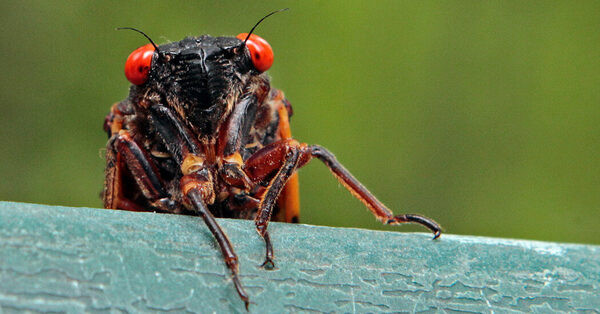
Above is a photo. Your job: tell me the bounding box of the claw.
[432,229,442,240]
[388,214,442,240]
[245,300,257,312]
[260,258,276,270]
[231,272,251,311]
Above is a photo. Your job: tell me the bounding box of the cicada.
[103,11,441,309]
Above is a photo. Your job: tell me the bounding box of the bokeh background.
[1,1,599,244]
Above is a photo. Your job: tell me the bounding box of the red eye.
[124,43,155,85]
[236,33,273,72]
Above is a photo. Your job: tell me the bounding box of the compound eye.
[236,33,273,72]
[124,43,155,85]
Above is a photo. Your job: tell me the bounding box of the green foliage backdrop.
[1,1,598,244]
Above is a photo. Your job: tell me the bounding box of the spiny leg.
[148,103,250,308]
[244,139,441,271]
[244,140,305,268]
[148,104,203,161]
[114,131,168,199]
[309,145,442,239]
[104,130,175,212]
[183,176,250,310]
[103,103,145,211]
[256,148,300,268]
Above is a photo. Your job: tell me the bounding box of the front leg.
[216,94,259,189]
[243,139,442,268]
[147,103,250,309]
[148,104,203,163]
[244,139,307,268]
[104,129,176,212]
[181,172,250,310]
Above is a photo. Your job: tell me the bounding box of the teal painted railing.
[0,202,598,313]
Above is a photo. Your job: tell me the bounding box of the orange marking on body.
[224,151,244,165]
[277,105,292,140]
[181,154,205,175]
[280,174,300,222]
[181,174,215,204]
[182,181,202,196]
[276,103,300,223]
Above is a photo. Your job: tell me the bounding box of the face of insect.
[125,35,268,135]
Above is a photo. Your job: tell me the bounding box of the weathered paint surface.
[0,201,598,313]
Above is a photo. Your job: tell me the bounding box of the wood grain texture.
[0,201,598,313]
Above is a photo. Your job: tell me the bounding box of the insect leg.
[114,131,168,199]
[104,102,145,210]
[103,136,142,211]
[148,104,250,308]
[308,145,442,239]
[245,139,305,268]
[104,131,176,212]
[257,148,299,268]
[216,94,260,190]
[148,104,203,161]
[181,173,250,310]
[220,94,259,158]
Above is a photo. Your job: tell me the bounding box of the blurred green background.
[1,1,598,244]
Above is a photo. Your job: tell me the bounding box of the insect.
[102,10,441,310]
